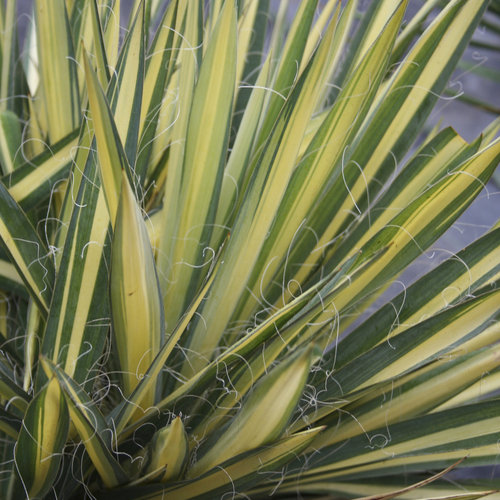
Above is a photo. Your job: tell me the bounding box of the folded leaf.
[188,344,317,477]
[111,170,164,406]
[15,378,69,499]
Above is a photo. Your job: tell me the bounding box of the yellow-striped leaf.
[309,344,500,449]
[15,378,69,499]
[112,246,222,436]
[188,344,317,477]
[42,358,128,488]
[82,48,128,224]
[156,0,201,300]
[309,288,500,430]
[289,0,490,290]
[183,1,372,371]
[108,1,145,166]
[301,399,500,481]
[3,129,79,212]
[142,416,188,482]
[104,427,323,500]
[236,0,406,317]
[88,0,111,88]
[328,225,500,373]
[110,170,163,406]
[0,182,55,316]
[34,0,80,143]
[0,111,22,174]
[160,0,237,332]
[135,0,180,181]
[36,136,109,389]
[0,0,24,115]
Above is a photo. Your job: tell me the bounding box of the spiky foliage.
[0,0,499,498]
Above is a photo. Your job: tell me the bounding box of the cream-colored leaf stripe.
[83,48,127,224]
[34,0,80,143]
[185,2,343,371]
[237,1,406,319]
[110,171,163,407]
[108,1,145,164]
[290,0,489,290]
[0,183,54,315]
[44,359,128,488]
[161,0,237,333]
[15,378,69,499]
[5,130,78,211]
[305,137,500,330]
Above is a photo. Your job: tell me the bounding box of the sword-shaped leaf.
[0,111,22,174]
[235,1,406,318]
[110,170,163,406]
[306,343,500,448]
[0,0,25,116]
[81,3,145,222]
[102,0,120,71]
[15,378,69,499]
[234,0,268,94]
[301,137,500,331]
[156,0,201,299]
[160,0,236,331]
[289,0,490,288]
[34,0,80,143]
[39,1,178,398]
[325,225,500,373]
[135,0,179,182]
[184,0,343,372]
[303,399,500,481]
[255,0,318,150]
[330,128,482,267]
[37,149,110,387]
[104,427,323,500]
[82,48,127,224]
[112,247,222,436]
[108,2,145,167]
[319,289,500,415]
[188,344,317,477]
[189,254,380,438]
[0,182,54,316]
[214,52,273,229]
[123,253,381,438]
[42,358,128,488]
[339,0,402,85]
[88,0,111,88]
[2,129,79,212]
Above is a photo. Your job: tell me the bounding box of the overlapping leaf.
[0,1,498,498]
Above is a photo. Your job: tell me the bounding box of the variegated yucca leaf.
[188,344,317,477]
[41,358,128,488]
[34,0,80,144]
[0,1,499,498]
[14,377,69,499]
[141,416,188,482]
[110,170,163,408]
[158,0,236,333]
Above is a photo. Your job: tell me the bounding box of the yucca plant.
[0,0,499,498]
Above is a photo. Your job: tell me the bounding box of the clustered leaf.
[0,1,499,499]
